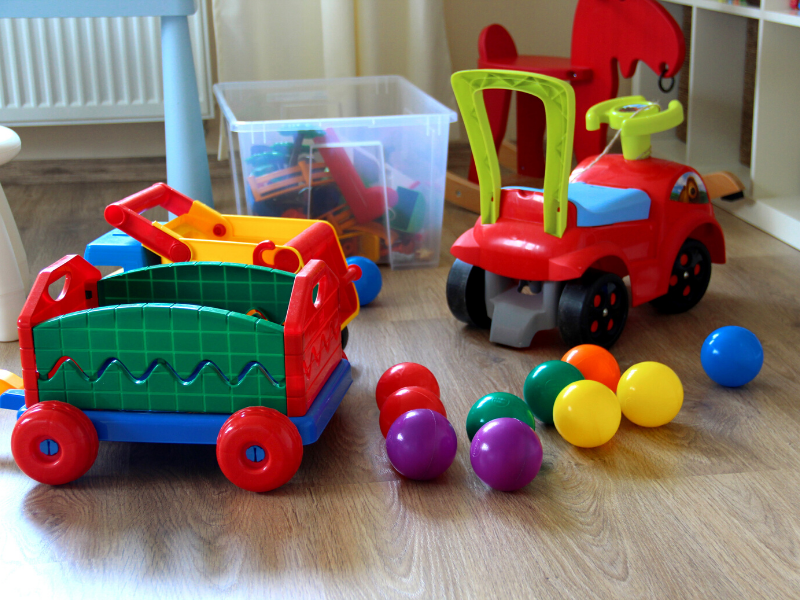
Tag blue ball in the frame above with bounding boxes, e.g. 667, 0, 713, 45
701, 326, 763, 387
347, 256, 382, 306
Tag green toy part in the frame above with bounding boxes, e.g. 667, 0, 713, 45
32, 262, 300, 414
586, 96, 684, 161
34, 304, 287, 414
465, 392, 535, 441
450, 69, 575, 236
523, 360, 584, 425
99, 261, 295, 325
271, 142, 311, 155
39, 356, 285, 414
280, 130, 326, 139
390, 186, 426, 234
281, 130, 327, 165
246, 151, 286, 167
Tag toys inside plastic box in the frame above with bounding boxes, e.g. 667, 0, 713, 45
214, 76, 457, 269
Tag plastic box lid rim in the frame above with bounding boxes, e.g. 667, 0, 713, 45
213, 74, 458, 132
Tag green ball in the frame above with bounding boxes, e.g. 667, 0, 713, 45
524, 360, 584, 425
466, 392, 535, 441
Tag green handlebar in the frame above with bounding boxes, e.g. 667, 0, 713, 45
586, 96, 684, 160
623, 100, 684, 136
586, 95, 647, 130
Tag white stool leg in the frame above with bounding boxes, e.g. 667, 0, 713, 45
0, 182, 28, 342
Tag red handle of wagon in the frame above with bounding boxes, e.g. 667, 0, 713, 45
284, 259, 341, 355
104, 183, 194, 263
109, 182, 195, 216
19, 254, 102, 330
343, 264, 361, 284
16, 255, 103, 405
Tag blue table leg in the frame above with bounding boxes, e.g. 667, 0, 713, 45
161, 15, 214, 207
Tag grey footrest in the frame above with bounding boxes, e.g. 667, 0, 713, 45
487, 279, 563, 348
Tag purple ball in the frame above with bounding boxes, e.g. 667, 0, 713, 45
386, 409, 458, 480
470, 418, 543, 491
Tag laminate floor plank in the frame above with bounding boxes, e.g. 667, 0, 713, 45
0, 163, 798, 598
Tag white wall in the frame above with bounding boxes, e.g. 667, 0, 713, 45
444, 0, 577, 71
444, 0, 581, 141
13, 121, 221, 161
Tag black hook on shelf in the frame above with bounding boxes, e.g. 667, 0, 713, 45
658, 64, 676, 94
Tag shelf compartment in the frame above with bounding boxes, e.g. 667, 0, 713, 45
763, 0, 800, 25
751, 20, 800, 200
686, 8, 751, 176
665, 0, 763, 19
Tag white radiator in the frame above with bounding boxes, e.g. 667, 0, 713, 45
0, 4, 213, 126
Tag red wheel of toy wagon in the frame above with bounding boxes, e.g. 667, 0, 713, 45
216, 407, 303, 492
11, 401, 99, 485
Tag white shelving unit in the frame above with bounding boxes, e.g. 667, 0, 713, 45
633, 0, 800, 250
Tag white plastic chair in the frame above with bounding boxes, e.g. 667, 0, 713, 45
0, 126, 29, 342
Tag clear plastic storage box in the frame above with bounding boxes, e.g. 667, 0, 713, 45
214, 76, 457, 269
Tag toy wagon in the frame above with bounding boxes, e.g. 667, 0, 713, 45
102, 182, 361, 347
0, 254, 352, 492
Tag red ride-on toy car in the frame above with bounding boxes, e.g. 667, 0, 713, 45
447, 70, 739, 349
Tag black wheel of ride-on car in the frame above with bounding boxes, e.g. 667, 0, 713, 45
650, 239, 712, 315
341, 326, 349, 351
446, 259, 491, 329
558, 269, 629, 349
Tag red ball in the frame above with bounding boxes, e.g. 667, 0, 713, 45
375, 362, 440, 410
379, 386, 446, 438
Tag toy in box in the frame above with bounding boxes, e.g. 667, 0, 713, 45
213, 76, 457, 269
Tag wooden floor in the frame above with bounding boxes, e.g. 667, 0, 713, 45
1, 159, 800, 599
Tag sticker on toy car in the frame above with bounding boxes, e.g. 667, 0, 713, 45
671, 172, 709, 204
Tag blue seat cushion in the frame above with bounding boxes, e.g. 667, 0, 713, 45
567, 182, 651, 226
504, 183, 651, 227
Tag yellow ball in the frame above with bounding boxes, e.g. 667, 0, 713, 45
552, 380, 621, 448
617, 362, 683, 427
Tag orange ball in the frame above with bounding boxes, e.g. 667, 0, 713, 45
379, 386, 446, 438
562, 344, 621, 392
